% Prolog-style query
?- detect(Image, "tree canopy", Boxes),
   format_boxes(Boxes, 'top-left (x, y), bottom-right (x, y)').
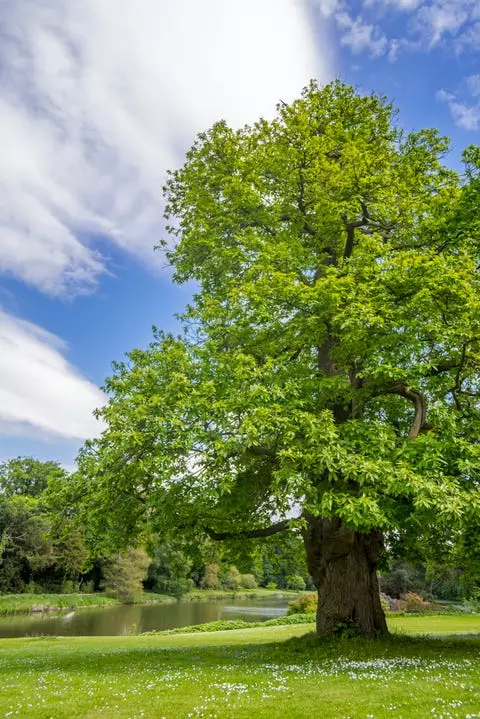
top-left (77, 81), bottom-right (480, 635)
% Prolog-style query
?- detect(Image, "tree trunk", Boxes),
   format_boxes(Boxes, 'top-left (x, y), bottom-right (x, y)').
top-left (302, 516), bottom-right (388, 637)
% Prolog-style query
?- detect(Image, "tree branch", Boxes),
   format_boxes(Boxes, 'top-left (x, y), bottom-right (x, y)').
top-left (386, 381), bottom-right (427, 439)
top-left (205, 518), bottom-right (292, 541)
top-left (247, 446), bottom-right (277, 460)
top-left (343, 201), bottom-right (370, 260)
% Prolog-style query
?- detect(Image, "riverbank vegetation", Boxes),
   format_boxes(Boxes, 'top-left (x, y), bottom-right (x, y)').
top-left (0, 591), bottom-right (174, 616)
top-left (1, 624), bottom-right (480, 718)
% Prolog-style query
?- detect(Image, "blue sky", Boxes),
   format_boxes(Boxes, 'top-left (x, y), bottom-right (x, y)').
top-left (0, 0), bottom-right (479, 469)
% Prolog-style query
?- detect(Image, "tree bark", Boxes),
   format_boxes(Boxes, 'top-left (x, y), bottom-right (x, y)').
top-left (302, 516), bottom-right (388, 637)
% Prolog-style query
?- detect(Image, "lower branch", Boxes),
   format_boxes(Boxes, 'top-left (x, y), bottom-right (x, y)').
top-left (205, 519), bottom-right (292, 540)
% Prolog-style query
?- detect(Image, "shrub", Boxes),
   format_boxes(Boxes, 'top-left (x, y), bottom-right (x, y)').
top-left (380, 592), bottom-right (391, 613)
top-left (380, 562), bottom-right (426, 599)
top-left (225, 566), bottom-right (242, 590)
top-left (201, 563), bottom-right (220, 589)
top-left (287, 591), bottom-right (318, 615)
top-left (240, 573), bottom-right (257, 589)
top-left (266, 581), bottom-right (277, 591)
top-left (152, 577), bottom-right (194, 598)
top-left (102, 547), bottom-right (150, 603)
top-left (468, 587), bottom-right (480, 612)
top-left (397, 592), bottom-right (432, 613)
top-left (286, 574), bottom-right (306, 591)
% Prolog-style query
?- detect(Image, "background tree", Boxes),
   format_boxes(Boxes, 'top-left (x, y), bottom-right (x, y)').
top-left (78, 81), bottom-right (480, 636)
top-left (144, 538), bottom-right (194, 597)
top-left (102, 547), bottom-right (150, 603)
top-left (0, 458), bottom-right (87, 593)
top-left (0, 457), bottom-right (66, 498)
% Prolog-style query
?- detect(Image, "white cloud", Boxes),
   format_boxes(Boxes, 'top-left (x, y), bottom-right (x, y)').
top-left (436, 88), bottom-right (456, 102)
top-left (0, 0), bottom-right (328, 296)
top-left (311, 2), bottom-right (388, 56)
top-left (310, 0), bottom-right (342, 15)
top-left (365, 0), bottom-right (422, 10)
top-left (449, 101), bottom-right (480, 130)
top-left (310, 0), bottom-right (480, 59)
top-left (337, 11), bottom-right (388, 55)
top-left (0, 309), bottom-right (105, 440)
top-left (436, 78), bottom-right (480, 131)
top-left (457, 20), bottom-right (480, 49)
top-left (414, 0), bottom-right (472, 46)
top-left (466, 74), bottom-right (480, 97)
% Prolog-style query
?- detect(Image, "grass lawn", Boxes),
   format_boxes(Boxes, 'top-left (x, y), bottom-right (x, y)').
top-left (389, 613), bottom-right (480, 635)
top-left (1, 619), bottom-right (480, 718)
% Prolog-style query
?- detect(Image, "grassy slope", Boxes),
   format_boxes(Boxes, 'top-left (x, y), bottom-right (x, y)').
top-left (0, 589), bottom-right (295, 615)
top-left (0, 592), bottom-right (173, 615)
top-left (187, 588), bottom-right (299, 599)
top-left (1, 619), bottom-right (480, 719)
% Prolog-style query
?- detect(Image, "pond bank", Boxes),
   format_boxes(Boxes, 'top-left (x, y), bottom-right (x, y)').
top-left (0, 592), bottom-right (173, 616)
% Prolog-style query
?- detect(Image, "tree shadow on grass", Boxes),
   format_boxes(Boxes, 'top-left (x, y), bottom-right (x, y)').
top-left (1, 632), bottom-right (480, 678)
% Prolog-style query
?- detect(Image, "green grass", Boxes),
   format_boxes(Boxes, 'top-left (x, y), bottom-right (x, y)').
top-left (186, 588), bottom-right (300, 600)
top-left (0, 592), bottom-right (173, 615)
top-left (144, 613), bottom-right (316, 635)
top-left (1, 618), bottom-right (480, 718)
top-left (389, 613), bottom-right (480, 635)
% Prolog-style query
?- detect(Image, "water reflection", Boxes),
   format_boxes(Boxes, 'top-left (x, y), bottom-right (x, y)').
top-left (0, 598), bottom-right (289, 639)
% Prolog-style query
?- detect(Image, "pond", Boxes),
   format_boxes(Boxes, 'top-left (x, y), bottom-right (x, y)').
top-left (0, 598), bottom-right (290, 638)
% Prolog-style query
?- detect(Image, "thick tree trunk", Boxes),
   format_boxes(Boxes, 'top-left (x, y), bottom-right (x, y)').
top-left (302, 516), bottom-right (388, 637)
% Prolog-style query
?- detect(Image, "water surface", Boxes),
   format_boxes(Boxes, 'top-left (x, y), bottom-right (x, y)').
top-left (0, 598), bottom-right (289, 638)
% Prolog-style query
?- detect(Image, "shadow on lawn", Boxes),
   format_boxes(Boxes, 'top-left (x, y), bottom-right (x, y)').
top-left (1, 632), bottom-right (480, 678)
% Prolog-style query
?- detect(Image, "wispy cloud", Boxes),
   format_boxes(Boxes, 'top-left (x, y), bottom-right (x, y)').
top-left (336, 10), bottom-right (388, 55)
top-left (437, 75), bottom-right (480, 131)
top-left (0, 309), bottom-right (105, 440)
top-left (0, 0), bottom-right (327, 297)
top-left (309, 0), bottom-right (480, 58)
top-left (413, 0), bottom-right (474, 46)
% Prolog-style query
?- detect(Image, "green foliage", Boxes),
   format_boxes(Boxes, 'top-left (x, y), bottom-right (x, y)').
top-left (380, 562), bottom-right (426, 599)
top-left (332, 618), bottom-right (358, 639)
top-left (145, 538), bottom-right (194, 597)
top-left (286, 574), bottom-right (306, 592)
top-left (0, 458), bottom-right (88, 594)
top-left (0, 457), bottom-right (66, 498)
top-left (468, 587), bottom-right (480, 612)
top-left (225, 565), bottom-right (242, 590)
top-left (240, 573), bottom-right (257, 589)
top-left (201, 563), bottom-right (221, 589)
top-left (266, 581), bottom-right (277, 590)
top-left (287, 592), bottom-right (318, 615)
top-left (102, 548), bottom-right (150, 603)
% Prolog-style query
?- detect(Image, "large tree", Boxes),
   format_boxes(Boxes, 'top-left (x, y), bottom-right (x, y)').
top-left (79, 82), bottom-right (480, 636)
